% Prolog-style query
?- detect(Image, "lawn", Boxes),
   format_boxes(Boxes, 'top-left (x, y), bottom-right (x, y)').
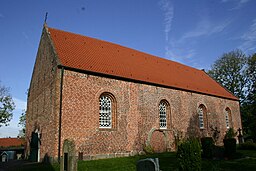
top-left (78, 152), bottom-right (178, 171)
top-left (9, 150), bottom-right (256, 171)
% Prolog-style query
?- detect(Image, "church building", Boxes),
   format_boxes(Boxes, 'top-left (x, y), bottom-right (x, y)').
top-left (26, 25), bottom-right (241, 162)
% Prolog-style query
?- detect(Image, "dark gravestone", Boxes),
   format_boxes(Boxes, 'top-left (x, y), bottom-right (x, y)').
top-left (60, 139), bottom-right (77, 171)
top-left (137, 158), bottom-right (160, 171)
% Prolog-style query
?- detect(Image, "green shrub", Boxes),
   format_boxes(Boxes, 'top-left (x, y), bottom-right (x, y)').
top-left (224, 128), bottom-right (237, 139)
top-left (223, 138), bottom-right (236, 158)
top-left (143, 144), bottom-right (154, 154)
top-left (177, 138), bottom-right (201, 171)
top-left (238, 142), bottom-right (256, 150)
top-left (201, 137), bottom-right (214, 159)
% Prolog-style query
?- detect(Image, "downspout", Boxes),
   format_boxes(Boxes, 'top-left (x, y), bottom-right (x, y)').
top-left (58, 66), bottom-right (64, 163)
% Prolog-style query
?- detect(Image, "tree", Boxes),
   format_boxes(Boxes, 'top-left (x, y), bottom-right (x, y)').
top-left (18, 110), bottom-right (26, 137)
top-left (246, 53), bottom-right (256, 103)
top-left (208, 49), bottom-right (248, 102)
top-left (208, 50), bottom-right (256, 141)
top-left (240, 54), bottom-right (256, 140)
top-left (0, 81), bottom-right (15, 127)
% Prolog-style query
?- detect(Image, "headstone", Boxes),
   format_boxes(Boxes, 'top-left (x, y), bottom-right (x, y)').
top-left (237, 128), bottom-right (244, 144)
top-left (60, 139), bottom-right (77, 171)
top-left (136, 158), bottom-right (160, 171)
top-left (1, 152), bottom-right (8, 162)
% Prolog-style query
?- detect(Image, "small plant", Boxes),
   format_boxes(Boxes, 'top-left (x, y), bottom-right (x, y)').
top-left (201, 137), bottom-right (214, 159)
top-left (173, 129), bottom-right (184, 149)
top-left (224, 128), bottom-right (237, 139)
top-left (177, 138), bottom-right (201, 171)
top-left (143, 144), bottom-right (154, 154)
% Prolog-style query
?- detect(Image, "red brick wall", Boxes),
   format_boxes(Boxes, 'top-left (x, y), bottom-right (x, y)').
top-left (59, 70), bottom-right (241, 159)
top-left (26, 27), bottom-right (60, 160)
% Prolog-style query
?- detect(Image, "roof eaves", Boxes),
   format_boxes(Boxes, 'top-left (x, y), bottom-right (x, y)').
top-left (45, 24), bottom-right (62, 66)
top-left (202, 70), bottom-right (239, 101)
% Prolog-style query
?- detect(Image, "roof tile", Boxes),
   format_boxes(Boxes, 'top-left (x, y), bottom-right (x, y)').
top-left (48, 27), bottom-right (238, 101)
top-left (0, 138), bottom-right (25, 147)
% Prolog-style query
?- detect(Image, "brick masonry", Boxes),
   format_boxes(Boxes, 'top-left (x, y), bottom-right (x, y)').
top-left (26, 27), bottom-right (61, 160)
top-left (26, 28), bottom-right (242, 161)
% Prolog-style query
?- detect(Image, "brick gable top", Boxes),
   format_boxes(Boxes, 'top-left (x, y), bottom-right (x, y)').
top-left (47, 26), bottom-right (238, 101)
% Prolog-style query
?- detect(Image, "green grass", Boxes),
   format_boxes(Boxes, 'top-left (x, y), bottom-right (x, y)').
top-left (10, 150), bottom-right (256, 171)
top-left (79, 150), bottom-right (256, 171)
top-left (78, 152), bottom-right (178, 171)
top-left (202, 150), bottom-right (256, 171)
top-left (238, 150), bottom-right (256, 157)
top-left (7, 162), bottom-right (59, 171)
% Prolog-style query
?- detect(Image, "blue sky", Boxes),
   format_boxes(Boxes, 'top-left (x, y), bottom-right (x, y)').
top-left (0, 0), bottom-right (255, 137)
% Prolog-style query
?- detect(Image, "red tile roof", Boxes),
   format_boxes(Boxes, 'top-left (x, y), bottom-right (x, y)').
top-left (47, 27), bottom-right (238, 101)
top-left (0, 138), bottom-right (25, 147)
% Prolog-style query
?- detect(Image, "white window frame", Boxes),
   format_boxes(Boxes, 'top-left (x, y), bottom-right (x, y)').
top-left (159, 102), bottom-right (167, 129)
top-left (99, 95), bottom-right (112, 128)
top-left (225, 109), bottom-right (230, 129)
top-left (198, 107), bottom-right (204, 129)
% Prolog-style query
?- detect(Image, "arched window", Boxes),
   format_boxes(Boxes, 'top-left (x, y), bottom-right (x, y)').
top-left (99, 93), bottom-right (116, 128)
top-left (225, 108), bottom-right (232, 129)
top-left (198, 104), bottom-right (207, 129)
top-left (159, 100), bottom-right (169, 129)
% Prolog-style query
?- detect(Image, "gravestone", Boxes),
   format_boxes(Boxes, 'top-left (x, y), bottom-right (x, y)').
top-left (136, 158), bottom-right (160, 171)
top-left (1, 152), bottom-right (8, 162)
top-left (60, 139), bottom-right (77, 171)
top-left (237, 128), bottom-right (244, 144)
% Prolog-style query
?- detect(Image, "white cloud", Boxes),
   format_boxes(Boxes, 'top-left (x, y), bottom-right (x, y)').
top-left (221, 0), bottom-right (251, 10)
top-left (239, 19), bottom-right (256, 52)
top-left (159, 0), bottom-right (174, 41)
top-left (240, 0), bottom-right (250, 3)
top-left (164, 41), bottom-right (199, 67)
top-left (0, 126), bottom-right (20, 138)
top-left (165, 47), bottom-right (194, 61)
top-left (221, 0), bottom-right (250, 4)
top-left (22, 32), bottom-right (29, 40)
top-left (13, 97), bottom-right (27, 110)
top-left (179, 19), bottom-right (231, 42)
top-left (158, 0), bottom-right (202, 67)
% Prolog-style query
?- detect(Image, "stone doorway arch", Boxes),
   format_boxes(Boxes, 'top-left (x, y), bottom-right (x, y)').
top-left (146, 128), bottom-right (169, 153)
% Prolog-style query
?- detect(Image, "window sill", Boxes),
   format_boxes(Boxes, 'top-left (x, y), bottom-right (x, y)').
top-left (98, 128), bottom-right (117, 131)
